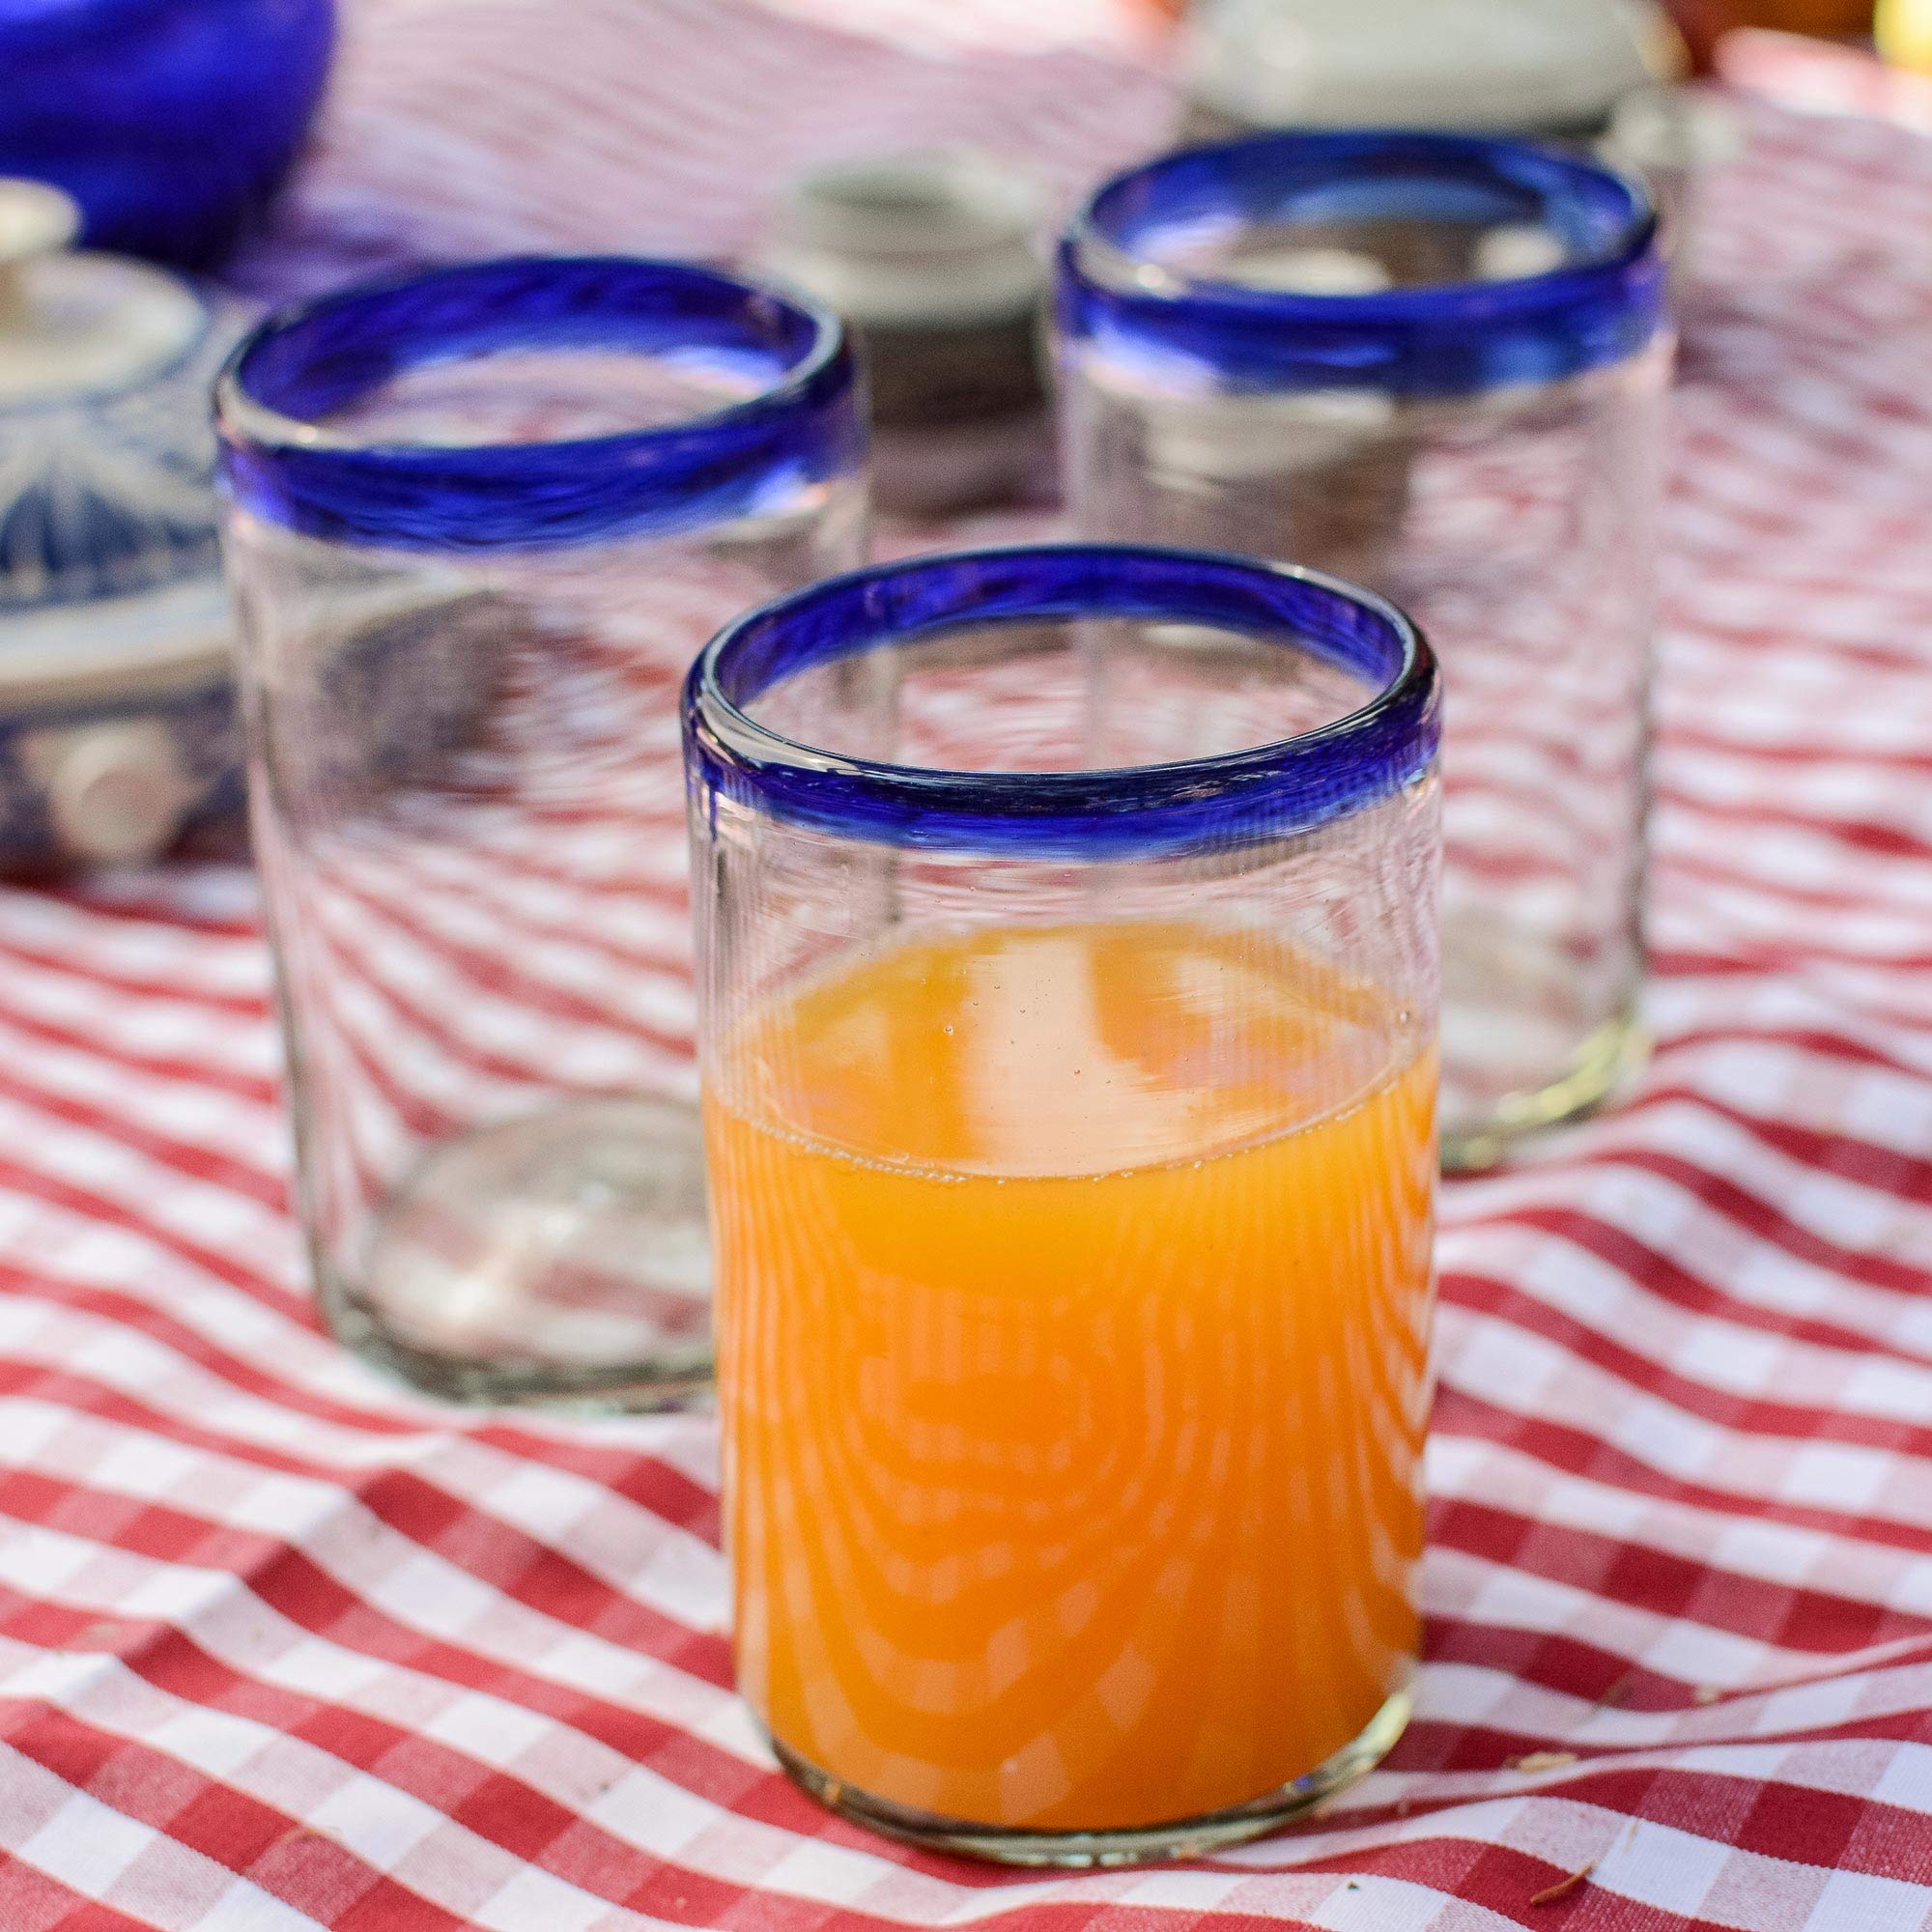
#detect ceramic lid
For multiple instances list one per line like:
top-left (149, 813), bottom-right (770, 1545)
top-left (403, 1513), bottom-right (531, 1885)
top-left (0, 177), bottom-right (208, 404)
top-left (0, 176), bottom-right (243, 701)
top-left (761, 150), bottom-right (1045, 329)
top-left (1185, 0), bottom-right (1684, 134)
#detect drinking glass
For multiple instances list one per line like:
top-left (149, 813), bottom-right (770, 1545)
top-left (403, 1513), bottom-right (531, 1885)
top-left (216, 256), bottom-right (865, 1406)
top-left (1058, 132), bottom-right (1668, 1166)
top-left (688, 542), bottom-right (1439, 1863)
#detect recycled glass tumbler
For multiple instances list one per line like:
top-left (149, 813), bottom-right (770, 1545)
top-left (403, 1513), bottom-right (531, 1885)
top-left (215, 257), bottom-right (866, 1407)
top-left (687, 543), bottom-right (1440, 1864)
top-left (1058, 133), bottom-right (1669, 1167)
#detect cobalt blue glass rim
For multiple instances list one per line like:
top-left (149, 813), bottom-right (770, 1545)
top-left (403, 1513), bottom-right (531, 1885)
top-left (1058, 129), bottom-right (1664, 396)
top-left (684, 543), bottom-right (1440, 859)
top-left (213, 256), bottom-right (861, 551)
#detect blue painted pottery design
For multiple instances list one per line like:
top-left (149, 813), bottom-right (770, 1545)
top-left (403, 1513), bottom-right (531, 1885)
top-left (0, 176), bottom-right (249, 867)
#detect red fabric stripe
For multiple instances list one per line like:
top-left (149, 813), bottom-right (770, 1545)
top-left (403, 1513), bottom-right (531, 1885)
top-left (1, 1702), bottom-right (470, 1930)
top-left (1437, 1387), bottom-right (1932, 1562)
top-left (1443, 1268), bottom-right (1932, 1459)
top-left (0, 21), bottom-right (1929, 1930)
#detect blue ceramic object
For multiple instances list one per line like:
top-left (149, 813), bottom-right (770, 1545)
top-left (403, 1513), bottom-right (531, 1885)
top-left (0, 0), bottom-right (337, 269)
top-left (0, 672), bottom-right (242, 870)
top-left (1059, 130), bottom-right (1663, 397)
top-left (686, 543), bottom-right (1439, 859)
top-left (0, 283), bottom-right (236, 611)
top-left (0, 177), bottom-right (249, 867)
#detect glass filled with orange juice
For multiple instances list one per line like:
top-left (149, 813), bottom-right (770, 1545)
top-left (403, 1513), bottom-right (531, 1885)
top-left (685, 544), bottom-right (1440, 1865)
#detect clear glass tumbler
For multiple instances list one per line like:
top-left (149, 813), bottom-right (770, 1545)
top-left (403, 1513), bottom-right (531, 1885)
top-left (215, 257), bottom-right (866, 1406)
top-left (688, 543), bottom-right (1440, 1864)
top-left (1058, 133), bottom-right (1669, 1167)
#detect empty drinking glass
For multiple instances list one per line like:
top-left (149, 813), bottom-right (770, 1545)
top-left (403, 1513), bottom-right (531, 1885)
top-left (217, 256), bottom-right (866, 1405)
top-left (1058, 132), bottom-right (1668, 1166)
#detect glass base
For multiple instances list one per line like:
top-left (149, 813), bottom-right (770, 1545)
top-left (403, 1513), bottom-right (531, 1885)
top-left (1441, 1005), bottom-right (1649, 1174)
top-left (322, 1096), bottom-right (713, 1412)
top-left (766, 1685), bottom-right (1413, 1868)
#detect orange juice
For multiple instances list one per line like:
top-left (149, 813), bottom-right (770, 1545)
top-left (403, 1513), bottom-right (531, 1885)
top-left (706, 920), bottom-right (1435, 1833)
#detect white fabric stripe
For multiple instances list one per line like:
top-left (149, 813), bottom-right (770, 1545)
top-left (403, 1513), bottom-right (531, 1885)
top-left (0, 1312), bottom-right (725, 1636)
top-left (0, 1637), bottom-right (676, 1932)
top-left (1438, 1225), bottom-right (1932, 1435)
top-left (1224, 1794), bottom-right (1932, 1932)
top-left (0, 1741), bottom-right (329, 1931)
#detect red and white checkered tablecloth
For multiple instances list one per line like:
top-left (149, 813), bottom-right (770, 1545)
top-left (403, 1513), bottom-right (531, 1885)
top-left (11, 4), bottom-right (1932, 1927)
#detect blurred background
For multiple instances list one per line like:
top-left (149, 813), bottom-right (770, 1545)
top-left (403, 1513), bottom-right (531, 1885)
top-left (0, 0), bottom-right (1925, 880)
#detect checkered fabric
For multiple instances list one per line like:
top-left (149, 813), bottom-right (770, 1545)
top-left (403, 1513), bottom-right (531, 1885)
top-left (6, 3), bottom-right (1932, 1926)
